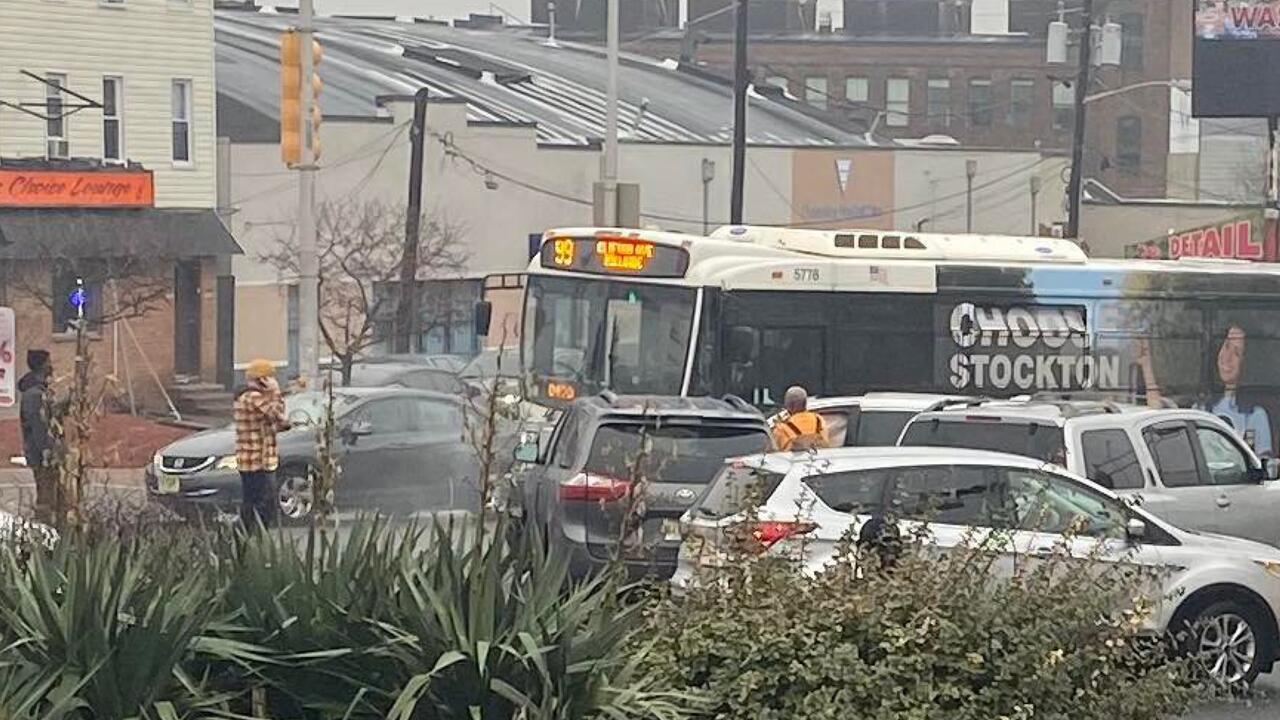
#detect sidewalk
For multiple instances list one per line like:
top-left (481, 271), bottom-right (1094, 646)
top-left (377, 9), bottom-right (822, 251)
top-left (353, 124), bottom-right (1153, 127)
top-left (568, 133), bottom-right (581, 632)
top-left (0, 467), bottom-right (144, 488)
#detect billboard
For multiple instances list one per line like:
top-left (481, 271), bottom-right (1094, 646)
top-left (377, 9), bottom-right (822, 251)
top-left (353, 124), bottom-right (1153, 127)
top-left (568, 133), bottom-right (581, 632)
top-left (1193, 1), bottom-right (1280, 116)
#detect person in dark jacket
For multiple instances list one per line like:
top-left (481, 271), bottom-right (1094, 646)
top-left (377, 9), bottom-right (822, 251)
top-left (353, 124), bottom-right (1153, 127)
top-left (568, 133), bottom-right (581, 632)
top-left (18, 350), bottom-right (55, 522)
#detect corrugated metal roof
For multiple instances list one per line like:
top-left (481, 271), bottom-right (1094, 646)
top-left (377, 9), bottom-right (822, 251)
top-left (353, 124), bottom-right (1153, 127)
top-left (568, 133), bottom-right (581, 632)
top-left (215, 9), bottom-right (868, 147)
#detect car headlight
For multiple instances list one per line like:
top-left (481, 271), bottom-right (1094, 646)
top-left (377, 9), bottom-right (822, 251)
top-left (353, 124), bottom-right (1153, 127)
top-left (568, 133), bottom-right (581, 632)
top-left (1254, 560), bottom-right (1280, 579)
top-left (153, 453), bottom-right (163, 469)
top-left (215, 455), bottom-right (239, 471)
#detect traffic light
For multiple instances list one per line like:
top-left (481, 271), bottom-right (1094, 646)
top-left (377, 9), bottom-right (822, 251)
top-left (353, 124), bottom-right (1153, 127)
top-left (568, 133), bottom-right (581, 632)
top-left (279, 30), bottom-right (323, 166)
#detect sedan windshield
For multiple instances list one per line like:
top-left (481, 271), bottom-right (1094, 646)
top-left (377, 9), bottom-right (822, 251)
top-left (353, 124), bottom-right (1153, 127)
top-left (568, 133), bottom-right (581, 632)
top-left (285, 391), bottom-right (354, 424)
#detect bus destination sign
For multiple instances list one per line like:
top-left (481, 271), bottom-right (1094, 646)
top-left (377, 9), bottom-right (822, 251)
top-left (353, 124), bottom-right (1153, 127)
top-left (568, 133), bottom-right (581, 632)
top-left (541, 236), bottom-right (690, 278)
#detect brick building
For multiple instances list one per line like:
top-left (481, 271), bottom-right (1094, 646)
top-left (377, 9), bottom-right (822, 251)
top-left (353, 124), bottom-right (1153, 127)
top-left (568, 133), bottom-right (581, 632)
top-left (630, 0), bottom-right (1181, 198)
top-left (0, 0), bottom-right (239, 415)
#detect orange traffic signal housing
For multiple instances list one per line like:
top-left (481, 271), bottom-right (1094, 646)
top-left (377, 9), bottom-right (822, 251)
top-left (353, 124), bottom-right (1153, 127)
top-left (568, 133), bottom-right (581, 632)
top-left (280, 30), bottom-right (322, 166)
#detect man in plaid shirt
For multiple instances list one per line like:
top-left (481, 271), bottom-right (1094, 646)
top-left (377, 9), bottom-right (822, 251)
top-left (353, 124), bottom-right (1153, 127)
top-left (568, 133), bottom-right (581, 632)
top-left (235, 359), bottom-right (290, 527)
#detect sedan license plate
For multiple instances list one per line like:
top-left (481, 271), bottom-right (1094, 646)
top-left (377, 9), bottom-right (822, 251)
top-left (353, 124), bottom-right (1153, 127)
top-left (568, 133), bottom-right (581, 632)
top-left (662, 519), bottom-right (683, 542)
top-left (157, 474), bottom-right (180, 495)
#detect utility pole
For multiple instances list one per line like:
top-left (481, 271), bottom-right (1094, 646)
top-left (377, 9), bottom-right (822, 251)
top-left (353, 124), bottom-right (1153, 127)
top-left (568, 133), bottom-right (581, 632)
top-left (729, 0), bottom-right (748, 224)
top-left (396, 88), bottom-right (429, 354)
top-left (1065, 0), bottom-right (1095, 240)
top-left (603, 0), bottom-right (620, 226)
top-left (297, 0), bottom-right (319, 383)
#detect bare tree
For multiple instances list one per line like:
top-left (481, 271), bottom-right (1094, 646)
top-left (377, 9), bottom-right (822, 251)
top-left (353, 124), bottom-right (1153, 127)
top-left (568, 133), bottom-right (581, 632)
top-left (261, 198), bottom-right (468, 385)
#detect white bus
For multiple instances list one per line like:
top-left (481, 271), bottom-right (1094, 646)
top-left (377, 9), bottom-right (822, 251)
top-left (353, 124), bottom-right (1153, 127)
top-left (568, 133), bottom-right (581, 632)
top-left (519, 225), bottom-right (1280, 454)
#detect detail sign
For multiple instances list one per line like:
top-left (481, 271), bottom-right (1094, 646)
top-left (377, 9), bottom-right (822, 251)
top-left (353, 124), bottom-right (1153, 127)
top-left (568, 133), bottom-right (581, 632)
top-left (0, 168), bottom-right (155, 208)
top-left (0, 308), bottom-right (14, 408)
top-left (1125, 214), bottom-right (1276, 261)
top-left (540, 235), bottom-right (689, 278)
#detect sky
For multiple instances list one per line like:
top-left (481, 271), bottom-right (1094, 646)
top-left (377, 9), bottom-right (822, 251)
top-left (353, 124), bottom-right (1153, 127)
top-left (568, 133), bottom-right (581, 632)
top-left (266, 0), bottom-right (530, 23)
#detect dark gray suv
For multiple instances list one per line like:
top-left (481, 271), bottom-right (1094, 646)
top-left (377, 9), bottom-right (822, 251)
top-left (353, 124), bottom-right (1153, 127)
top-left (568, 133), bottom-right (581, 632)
top-left (509, 393), bottom-right (771, 579)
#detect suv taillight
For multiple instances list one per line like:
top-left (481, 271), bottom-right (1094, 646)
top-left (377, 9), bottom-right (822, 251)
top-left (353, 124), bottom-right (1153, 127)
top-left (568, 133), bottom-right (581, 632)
top-left (734, 520), bottom-right (816, 554)
top-left (558, 473), bottom-right (632, 503)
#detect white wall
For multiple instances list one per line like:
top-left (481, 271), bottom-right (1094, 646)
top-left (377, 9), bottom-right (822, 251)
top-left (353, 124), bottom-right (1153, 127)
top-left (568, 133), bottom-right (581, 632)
top-left (893, 150), bottom-right (1067, 236)
top-left (0, 0), bottom-right (218, 208)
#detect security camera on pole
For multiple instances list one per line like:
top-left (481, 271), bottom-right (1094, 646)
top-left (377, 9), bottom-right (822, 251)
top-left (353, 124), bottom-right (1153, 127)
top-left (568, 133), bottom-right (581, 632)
top-left (280, 1), bottom-right (323, 384)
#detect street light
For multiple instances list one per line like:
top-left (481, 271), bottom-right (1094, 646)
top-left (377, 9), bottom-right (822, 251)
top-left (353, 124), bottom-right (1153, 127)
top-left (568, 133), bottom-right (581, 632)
top-left (965, 159), bottom-right (978, 233)
top-left (701, 158), bottom-right (716, 234)
top-left (1030, 175), bottom-right (1042, 236)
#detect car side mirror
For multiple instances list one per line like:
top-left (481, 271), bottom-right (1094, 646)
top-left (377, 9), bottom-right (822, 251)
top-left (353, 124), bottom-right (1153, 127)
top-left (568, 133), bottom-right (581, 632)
top-left (513, 435), bottom-right (540, 464)
top-left (344, 420), bottom-right (374, 441)
top-left (288, 409), bottom-right (313, 427)
top-left (1125, 517), bottom-right (1147, 542)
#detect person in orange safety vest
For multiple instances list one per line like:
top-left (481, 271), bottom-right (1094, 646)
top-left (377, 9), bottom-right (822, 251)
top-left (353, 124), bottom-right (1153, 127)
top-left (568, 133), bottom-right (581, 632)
top-left (771, 386), bottom-right (829, 451)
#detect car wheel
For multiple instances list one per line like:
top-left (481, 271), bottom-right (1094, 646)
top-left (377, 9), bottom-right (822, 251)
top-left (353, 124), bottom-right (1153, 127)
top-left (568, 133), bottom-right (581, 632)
top-left (277, 467), bottom-right (316, 521)
top-left (1191, 600), bottom-right (1266, 686)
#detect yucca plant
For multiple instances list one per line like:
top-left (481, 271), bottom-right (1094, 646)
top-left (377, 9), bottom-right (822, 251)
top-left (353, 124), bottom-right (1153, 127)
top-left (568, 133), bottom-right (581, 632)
top-left (209, 516), bottom-right (695, 719)
top-left (0, 529), bottom-right (223, 718)
top-left (383, 519), bottom-right (692, 720)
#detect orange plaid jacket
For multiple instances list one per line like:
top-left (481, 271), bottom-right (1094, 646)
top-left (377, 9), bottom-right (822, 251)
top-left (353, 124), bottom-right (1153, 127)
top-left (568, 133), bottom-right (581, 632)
top-left (234, 384), bottom-right (288, 472)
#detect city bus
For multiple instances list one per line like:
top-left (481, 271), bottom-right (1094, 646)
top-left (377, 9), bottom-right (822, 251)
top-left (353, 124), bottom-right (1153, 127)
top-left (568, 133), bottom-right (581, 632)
top-left (520, 225), bottom-right (1280, 455)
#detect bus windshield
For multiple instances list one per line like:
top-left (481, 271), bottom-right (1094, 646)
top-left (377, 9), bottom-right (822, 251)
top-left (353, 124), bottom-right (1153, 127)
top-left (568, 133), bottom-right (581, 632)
top-left (524, 275), bottom-right (695, 400)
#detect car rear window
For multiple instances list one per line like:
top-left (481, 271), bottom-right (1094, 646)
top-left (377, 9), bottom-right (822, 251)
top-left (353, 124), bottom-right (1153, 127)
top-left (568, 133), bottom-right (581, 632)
top-left (900, 418), bottom-right (1067, 465)
top-left (585, 424), bottom-right (770, 485)
top-left (692, 463), bottom-right (786, 520)
top-left (856, 411), bottom-right (916, 446)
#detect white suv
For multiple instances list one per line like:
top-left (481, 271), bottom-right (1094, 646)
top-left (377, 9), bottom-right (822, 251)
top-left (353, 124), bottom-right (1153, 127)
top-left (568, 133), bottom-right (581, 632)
top-left (675, 447), bottom-right (1280, 685)
top-left (897, 398), bottom-right (1280, 547)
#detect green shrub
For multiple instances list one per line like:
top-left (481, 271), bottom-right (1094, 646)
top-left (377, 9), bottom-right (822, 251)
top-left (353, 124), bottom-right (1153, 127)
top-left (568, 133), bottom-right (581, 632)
top-left (638, 529), bottom-right (1203, 720)
top-left (205, 517), bottom-right (691, 719)
top-left (0, 528), bottom-right (222, 719)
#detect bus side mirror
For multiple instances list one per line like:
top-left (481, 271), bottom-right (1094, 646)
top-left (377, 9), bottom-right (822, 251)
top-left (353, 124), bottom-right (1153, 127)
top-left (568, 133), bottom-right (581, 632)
top-left (474, 301), bottom-right (493, 338)
top-left (725, 326), bottom-right (758, 363)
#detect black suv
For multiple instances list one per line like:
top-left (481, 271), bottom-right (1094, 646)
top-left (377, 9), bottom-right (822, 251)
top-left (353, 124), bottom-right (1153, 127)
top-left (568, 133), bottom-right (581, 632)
top-left (509, 393), bottom-right (771, 579)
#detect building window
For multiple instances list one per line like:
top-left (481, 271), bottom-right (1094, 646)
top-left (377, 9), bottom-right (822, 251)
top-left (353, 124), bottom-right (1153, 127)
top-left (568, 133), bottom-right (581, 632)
top-left (102, 76), bottom-right (123, 162)
top-left (804, 76), bottom-right (828, 110)
top-left (1052, 82), bottom-right (1075, 132)
top-left (845, 76), bottom-right (869, 105)
top-left (926, 78), bottom-right (951, 126)
top-left (968, 79), bottom-right (993, 128)
top-left (1116, 115), bottom-right (1142, 174)
top-left (1120, 12), bottom-right (1144, 70)
top-left (171, 79), bottom-right (192, 163)
top-left (45, 73), bottom-right (68, 159)
top-left (886, 78), bottom-right (910, 127)
top-left (51, 265), bottom-right (104, 333)
top-left (1009, 79), bottom-right (1035, 127)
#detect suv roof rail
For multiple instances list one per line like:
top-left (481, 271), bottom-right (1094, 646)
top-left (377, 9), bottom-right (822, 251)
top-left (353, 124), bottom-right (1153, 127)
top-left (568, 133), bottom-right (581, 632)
top-left (1026, 391), bottom-right (1128, 414)
top-left (721, 393), bottom-right (755, 412)
top-left (929, 396), bottom-right (989, 411)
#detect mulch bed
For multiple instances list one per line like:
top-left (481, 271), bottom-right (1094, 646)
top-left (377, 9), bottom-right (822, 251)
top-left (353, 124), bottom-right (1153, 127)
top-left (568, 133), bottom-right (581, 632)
top-left (0, 414), bottom-right (193, 469)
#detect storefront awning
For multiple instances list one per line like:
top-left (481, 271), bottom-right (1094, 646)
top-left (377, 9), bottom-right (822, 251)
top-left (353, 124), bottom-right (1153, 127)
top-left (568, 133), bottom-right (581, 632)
top-left (0, 208), bottom-right (241, 259)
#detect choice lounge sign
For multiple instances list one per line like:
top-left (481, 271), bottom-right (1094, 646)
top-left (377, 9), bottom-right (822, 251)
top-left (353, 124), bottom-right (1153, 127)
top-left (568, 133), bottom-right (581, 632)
top-left (0, 168), bottom-right (154, 208)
